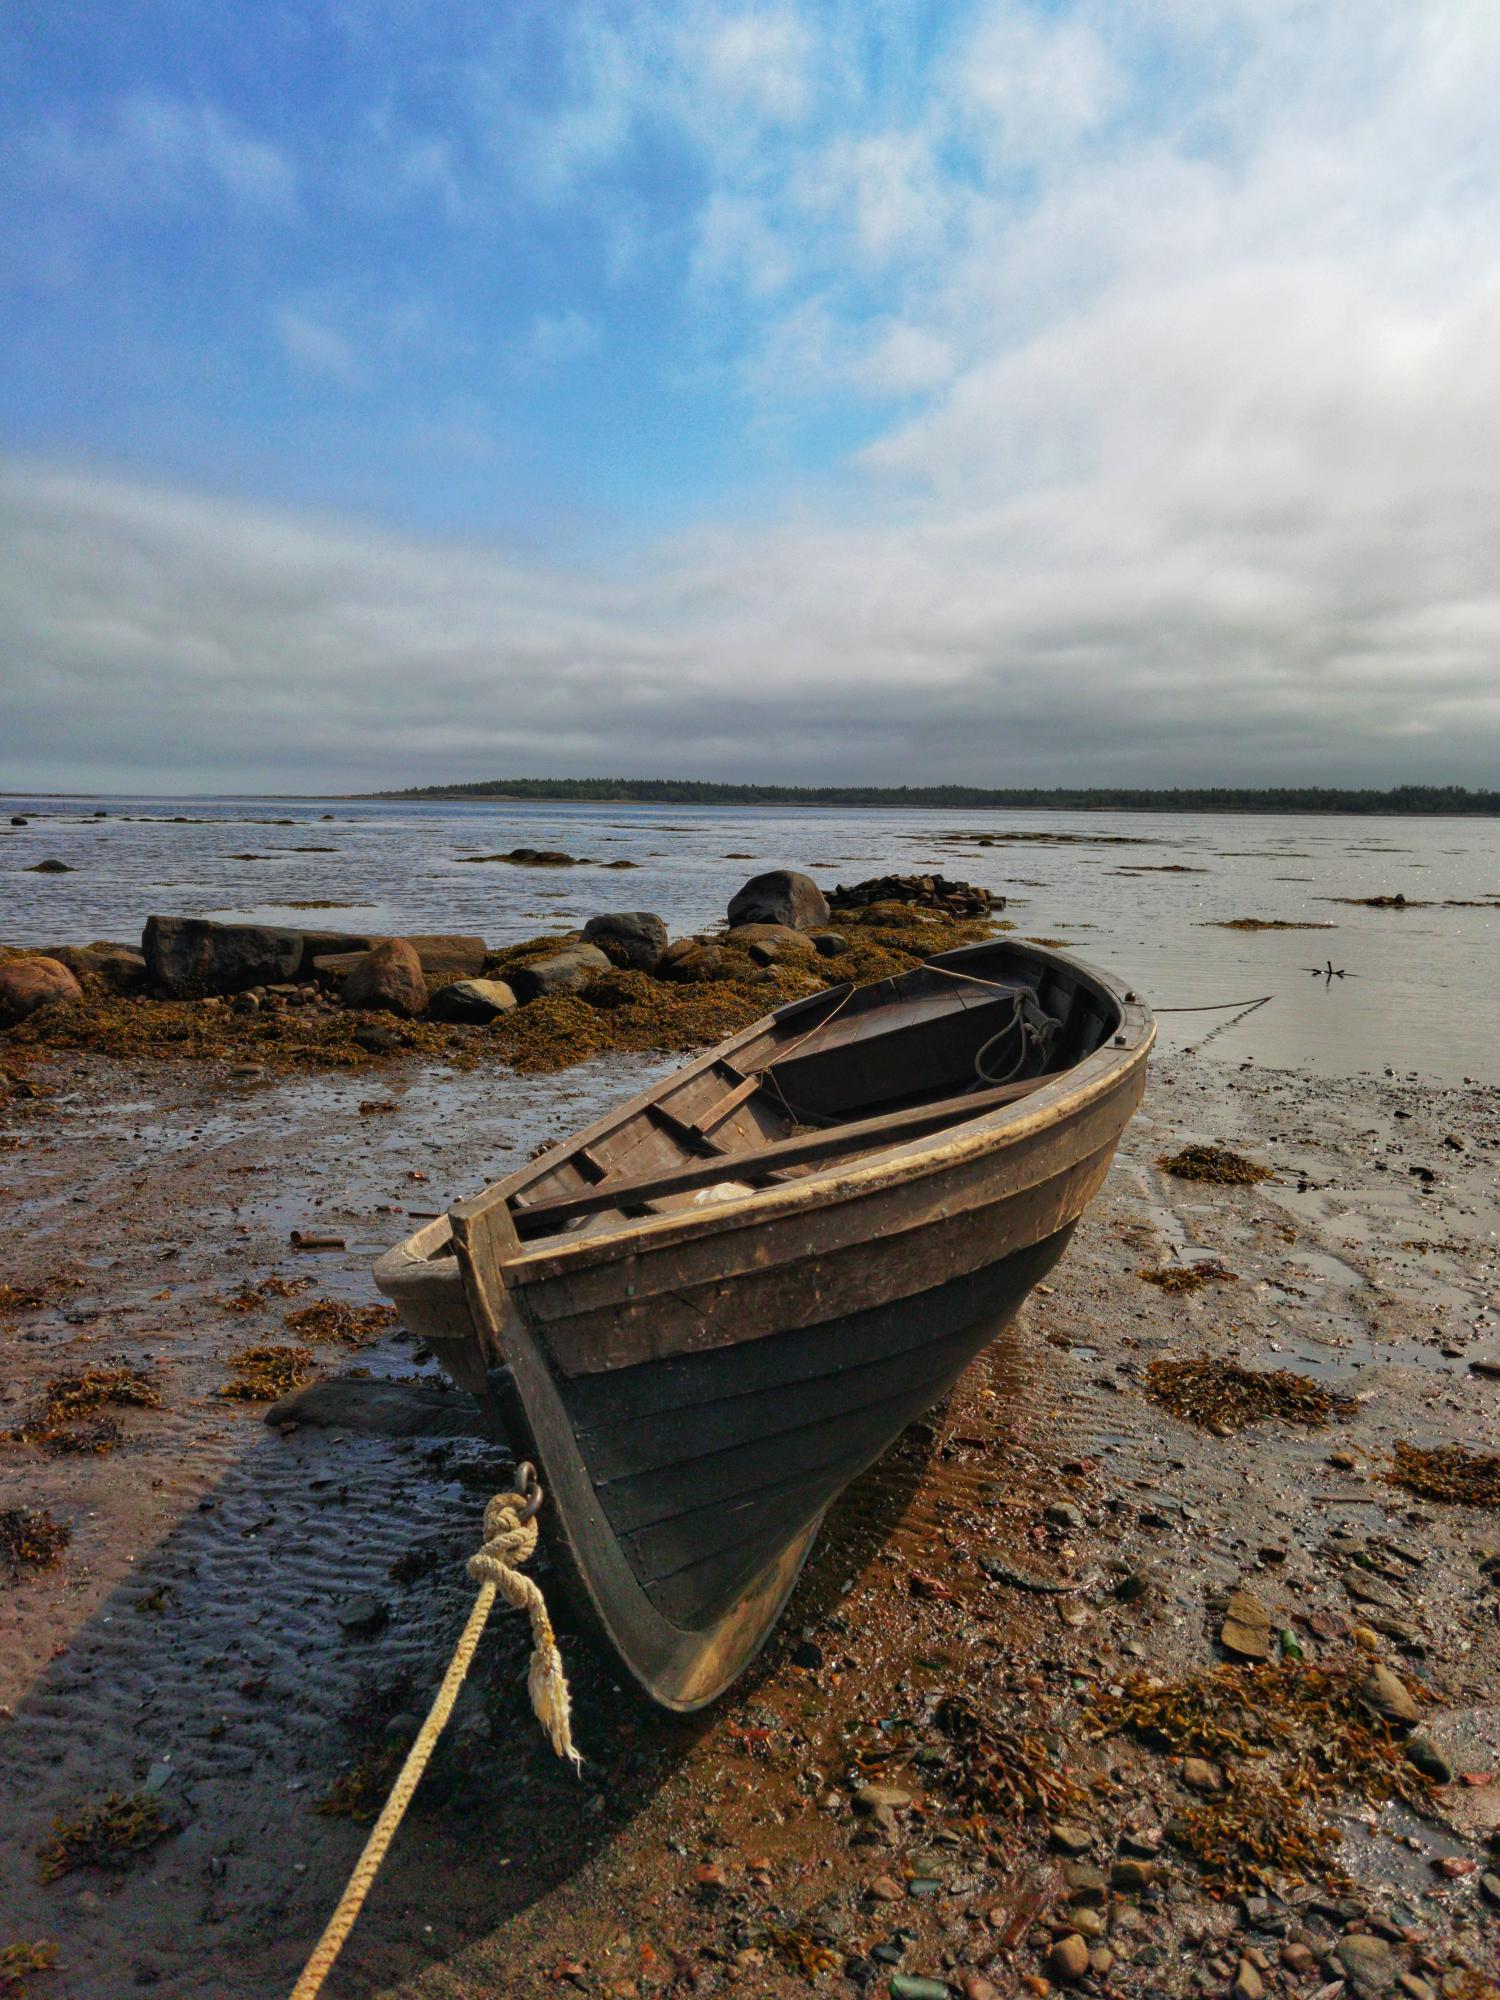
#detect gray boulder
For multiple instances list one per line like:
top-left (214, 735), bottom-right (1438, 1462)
top-left (402, 934), bottom-right (487, 980)
top-left (429, 977), bottom-right (518, 1023)
top-left (727, 869), bottom-right (830, 932)
top-left (43, 943), bottom-right (147, 993)
top-left (507, 943), bottom-right (611, 1002)
top-left (143, 915), bottom-right (303, 997)
top-left (582, 912), bottom-right (668, 971)
top-left (341, 938), bottom-right (428, 1017)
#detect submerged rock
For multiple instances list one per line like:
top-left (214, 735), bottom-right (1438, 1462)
top-left (727, 868), bottom-right (830, 932)
top-left (0, 955), bottom-right (82, 1026)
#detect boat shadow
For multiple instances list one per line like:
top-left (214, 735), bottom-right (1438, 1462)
top-left (0, 1373), bottom-right (945, 1998)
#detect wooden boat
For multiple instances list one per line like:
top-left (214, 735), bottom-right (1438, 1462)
top-left (375, 938), bottom-right (1153, 1710)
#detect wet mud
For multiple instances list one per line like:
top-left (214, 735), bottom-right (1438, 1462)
top-left (1, 1040), bottom-right (1497, 1998)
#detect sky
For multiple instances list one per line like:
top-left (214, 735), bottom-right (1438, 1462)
top-left (3, 0), bottom-right (1500, 794)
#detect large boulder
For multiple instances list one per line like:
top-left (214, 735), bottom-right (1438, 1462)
top-left (0, 956), bottom-right (83, 1027)
top-left (143, 916), bottom-right (303, 997)
top-left (507, 944), bottom-right (611, 1002)
top-left (42, 943), bottom-right (147, 994)
top-left (341, 939), bottom-right (428, 1017)
top-left (403, 935), bottom-right (487, 981)
top-left (293, 930), bottom-right (379, 978)
top-left (582, 912), bottom-right (668, 972)
top-left (727, 869), bottom-right (830, 932)
top-left (429, 977), bottom-right (518, 1024)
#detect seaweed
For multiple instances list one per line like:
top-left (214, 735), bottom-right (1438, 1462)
top-left (1147, 1356), bottom-right (1353, 1432)
top-left (1172, 1777), bottom-right (1345, 1897)
top-left (1388, 1440), bottom-right (1500, 1507)
top-left (1208, 918), bottom-right (1334, 932)
top-left (318, 1743), bottom-right (406, 1821)
top-left (221, 1343), bottom-right (315, 1401)
top-left (0, 1942), bottom-right (58, 1996)
top-left (1157, 1144), bottom-right (1274, 1186)
top-left (10, 1366), bottom-right (160, 1451)
top-left (216, 1275), bottom-right (312, 1313)
top-left (1137, 1261), bottom-right (1237, 1295)
top-left (0, 1507), bottom-right (70, 1580)
top-left (37, 1793), bottom-right (176, 1882)
top-left (283, 1299), bottom-right (399, 1345)
top-left (931, 1690), bottom-right (1081, 1821)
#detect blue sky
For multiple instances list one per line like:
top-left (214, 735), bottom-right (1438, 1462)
top-left (4, 1), bottom-right (1500, 789)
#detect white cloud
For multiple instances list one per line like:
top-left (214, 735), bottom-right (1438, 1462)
top-left (273, 307), bottom-right (367, 389)
top-left (959, 7), bottom-right (1122, 162)
top-left (32, 94), bottom-right (298, 216)
top-left (526, 308), bottom-right (602, 368)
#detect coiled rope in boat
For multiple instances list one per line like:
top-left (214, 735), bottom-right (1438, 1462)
top-left (288, 1467), bottom-right (580, 2000)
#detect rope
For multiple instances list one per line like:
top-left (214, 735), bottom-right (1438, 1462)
top-left (288, 1474), bottom-right (579, 2000)
top-left (1154, 996), bottom-right (1273, 1013)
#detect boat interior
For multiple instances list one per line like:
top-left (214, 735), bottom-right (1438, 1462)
top-left (506, 941), bottom-right (1123, 1245)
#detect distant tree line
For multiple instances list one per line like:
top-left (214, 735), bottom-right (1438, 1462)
top-left (376, 778), bottom-right (1500, 815)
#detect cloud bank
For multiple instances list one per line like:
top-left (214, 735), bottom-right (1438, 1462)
top-left (4, 1), bottom-right (1500, 790)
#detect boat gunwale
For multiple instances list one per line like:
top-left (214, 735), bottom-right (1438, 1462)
top-left (374, 942), bottom-right (1151, 1297)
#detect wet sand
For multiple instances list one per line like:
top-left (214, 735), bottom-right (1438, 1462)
top-left (1, 1040), bottom-right (1498, 1998)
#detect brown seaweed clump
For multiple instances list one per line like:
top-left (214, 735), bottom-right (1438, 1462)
top-left (1157, 1144), bottom-right (1274, 1186)
top-left (1388, 1440), bottom-right (1500, 1507)
top-left (221, 1344), bottom-right (315, 1402)
top-left (1209, 918), bottom-right (1334, 931)
top-left (0, 1941), bottom-right (59, 1996)
top-left (0, 1507), bottom-right (71, 1580)
top-left (10, 1366), bottom-right (161, 1453)
top-left (1087, 1658), bottom-right (1434, 1896)
top-left (37, 1793), bottom-right (176, 1882)
top-left (931, 1691), bottom-right (1081, 1822)
top-left (318, 1743), bottom-right (406, 1821)
top-left (1147, 1356), bottom-right (1353, 1433)
top-left (1137, 1260), bottom-right (1237, 1295)
top-left (216, 1275), bottom-right (313, 1312)
top-left (284, 1299), bottom-right (398, 1345)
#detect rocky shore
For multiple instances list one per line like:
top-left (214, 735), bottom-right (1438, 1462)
top-left (1, 868), bottom-right (1497, 2000)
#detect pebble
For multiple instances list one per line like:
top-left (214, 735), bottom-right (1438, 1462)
top-left (1480, 1872), bottom-right (1500, 1908)
top-left (1047, 1935), bottom-right (1090, 1986)
top-left (1281, 1943), bottom-right (1317, 1973)
top-left (1182, 1756), bottom-right (1224, 1795)
top-left (854, 1784), bottom-right (913, 1815)
top-left (1049, 1821), bottom-right (1093, 1855)
top-left (1061, 1863), bottom-right (1108, 1906)
top-left (1221, 1586), bottom-right (1272, 1660)
top-left (889, 1978), bottom-right (950, 2000)
top-left (1336, 1933), bottom-right (1398, 1995)
top-left (867, 1875), bottom-right (904, 1902)
top-left (959, 1977), bottom-right (998, 2000)
top-left (1067, 1908), bottom-right (1107, 1939)
top-left (1363, 1663), bottom-right (1421, 1726)
top-left (336, 1595), bottom-right (389, 1637)
top-left (1046, 1501), bottom-right (1085, 1530)
top-left (1110, 1857), bottom-right (1159, 1892)
top-left (1399, 1978), bottom-right (1437, 2000)
top-left (1232, 1958), bottom-right (1265, 2000)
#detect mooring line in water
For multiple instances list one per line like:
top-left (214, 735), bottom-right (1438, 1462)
top-left (289, 1469), bottom-right (580, 2000)
top-left (1157, 993), bottom-right (1274, 1058)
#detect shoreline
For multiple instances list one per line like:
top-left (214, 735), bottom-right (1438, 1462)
top-left (2, 1037), bottom-right (1497, 1998)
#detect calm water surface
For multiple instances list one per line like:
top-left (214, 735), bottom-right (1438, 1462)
top-left (2, 795), bottom-right (1496, 1083)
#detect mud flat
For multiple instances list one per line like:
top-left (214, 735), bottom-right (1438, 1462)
top-left (1, 1033), bottom-right (1498, 1999)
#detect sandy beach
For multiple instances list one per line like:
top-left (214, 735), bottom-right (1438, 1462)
top-left (2, 1012), bottom-right (1497, 1999)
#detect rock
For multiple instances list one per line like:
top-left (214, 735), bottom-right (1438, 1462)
top-left (1046, 1501), bottom-right (1085, 1531)
top-left (692, 1863), bottom-right (726, 1891)
top-left (1337, 1934), bottom-right (1397, 1995)
top-left (960, 1977), bottom-right (998, 2000)
top-left (827, 873), bottom-right (996, 917)
top-left (400, 935), bottom-right (487, 980)
top-left (263, 1380), bottom-right (481, 1439)
top-left (143, 916), bottom-right (303, 997)
top-left (429, 977), bottom-right (518, 1024)
top-left (1067, 1908), bottom-right (1106, 1939)
top-left (1281, 1943), bottom-right (1317, 1973)
top-left (1088, 1949), bottom-right (1114, 1978)
top-left (290, 929), bottom-right (379, 975)
top-left (342, 939), bottom-right (428, 1017)
top-left (353, 1025), bottom-right (402, 1054)
top-left (1397, 1978), bottom-right (1436, 2000)
top-left (790, 1639), bottom-right (823, 1670)
top-left (1181, 1757), bottom-right (1224, 1796)
top-left (811, 932), bottom-right (847, 956)
top-left (1363, 1664), bottom-right (1421, 1727)
top-left (582, 912), bottom-right (668, 971)
top-left (658, 938), bottom-right (732, 983)
top-left (853, 1784), bottom-right (912, 1815)
top-left (1232, 1958), bottom-right (1266, 2000)
top-left (1467, 1349), bottom-right (1500, 1380)
top-left (1048, 1935), bottom-right (1090, 1985)
top-left (727, 869), bottom-right (830, 932)
top-left (507, 943), bottom-right (611, 1002)
top-left (1109, 1858), bottom-right (1158, 1892)
top-left (0, 955), bottom-right (83, 1026)
top-left (866, 1874), bottom-right (904, 1902)
top-left (43, 943), bottom-right (147, 993)
top-left (26, 857), bottom-right (73, 872)
top-left (9, 814), bottom-right (26, 825)
top-left (1060, 1863), bottom-right (1108, 1906)
top-left (1049, 1822), bottom-right (1092, 1856)
top-left (889, 1979), bottom-right (950, 2000)
top-left (1480, 1872), bottom-right (1500, 1908)
top-left (336, 1595), bottom-right (389, 1637)
top-left (1221, 1587), bottom-right (1273, 1660)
